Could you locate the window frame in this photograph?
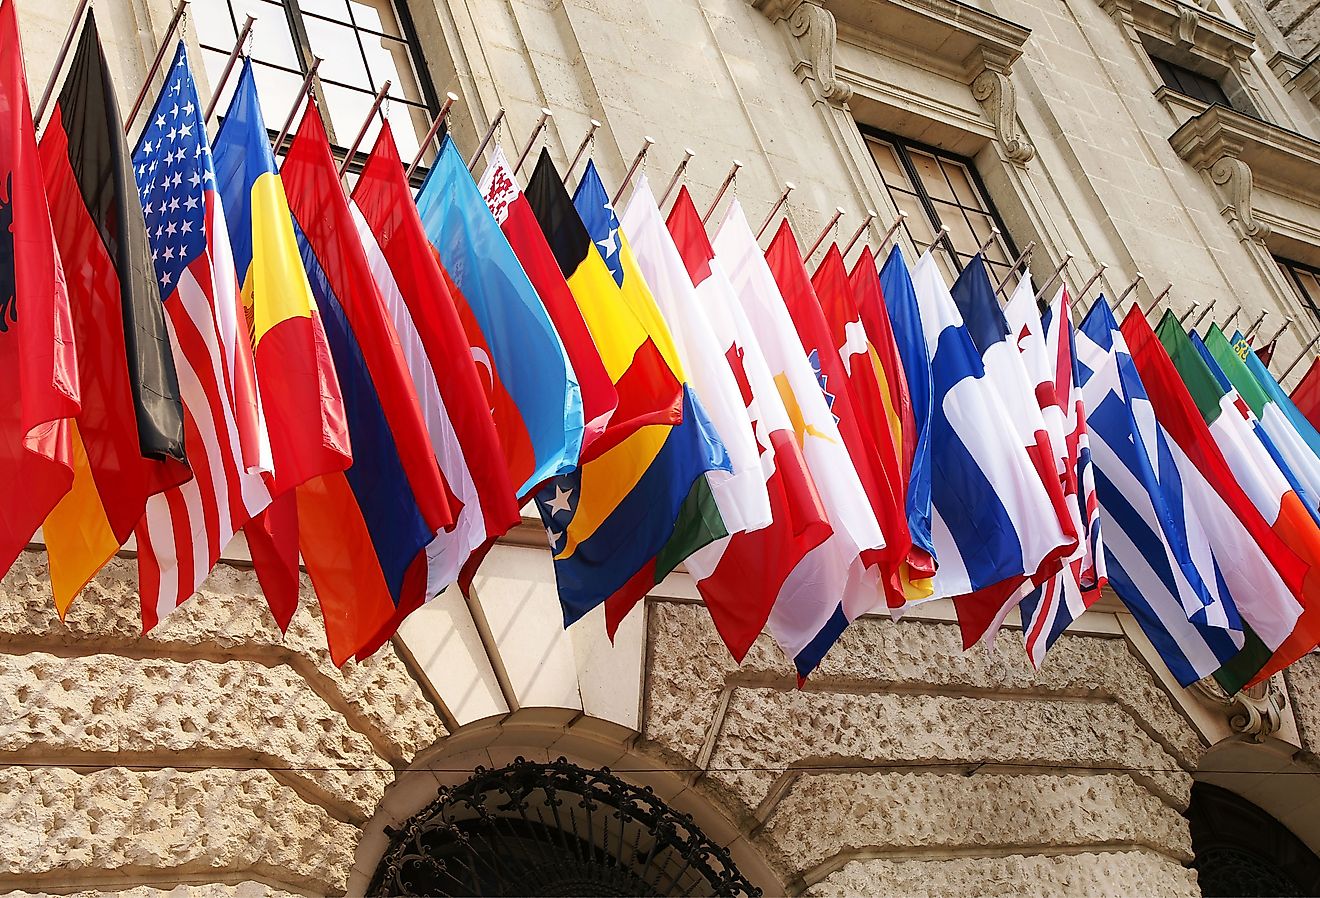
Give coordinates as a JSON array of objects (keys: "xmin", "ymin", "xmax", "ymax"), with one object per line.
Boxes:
[
  {"xmin": 1150, "ymin": 56, "xmax": 1234, "ymax": 107},
  {"xmin": 857, "ymin": 123, "xmax": 1021, "ymax": 283},
  {"xmin": 1276, "ymin": 255, "xmax": 1320, "ymax": 326}
]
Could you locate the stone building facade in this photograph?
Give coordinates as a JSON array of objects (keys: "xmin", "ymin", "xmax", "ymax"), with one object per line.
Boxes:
[{"xmin": 7, "ymin": 0, "xmax": 1320, "ymax": 894}]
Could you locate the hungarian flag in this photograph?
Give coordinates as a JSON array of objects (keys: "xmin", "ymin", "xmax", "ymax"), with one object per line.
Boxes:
[
  {"xmin": 352, "ymin": 124, "xmax": 520, "ymax": 597},
  {"xmin": 0, "ymin": 0, "xmax": 79, "ymax": 580},
  {"xmin": 479, "ymin": 146, "xmax": 616, "ymax": 459},
  {"xmin": 663, "ymin": 185, "xmax": 831, "ymax": 661},
  {"xmin": 1156, "ymin": 312, "xmax": 1320, "ymax": 685},
  {"xmin": 38, "ymin": 11, "xmax": 189, "ymax": 614},
  {"xmin": 281, "ymin": 105, "xmax": 455, "ymax": 665}
]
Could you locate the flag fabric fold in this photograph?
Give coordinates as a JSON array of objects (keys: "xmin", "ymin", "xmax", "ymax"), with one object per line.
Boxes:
[
  {"xmin": 1242, "ymin": 340, "xmax": 1320, "ymax": 482},
  {"xmin": 1291, "ymin": 360, "xmax": 1320, "ymax": 433}
]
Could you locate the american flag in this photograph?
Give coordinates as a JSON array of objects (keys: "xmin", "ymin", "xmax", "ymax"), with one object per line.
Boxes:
[{"xmin": 131, "ymin": 44, "xmax": 273, "ymax": 630}]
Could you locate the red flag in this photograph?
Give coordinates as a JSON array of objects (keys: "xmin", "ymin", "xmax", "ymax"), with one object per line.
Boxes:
[
  {"xmin": 0, "ymin": 0, "xmax": 79, "ymax": 578},
  {"xmin": 1292, "ymin": 359, "xmax": 1320, "ymax": 432}
]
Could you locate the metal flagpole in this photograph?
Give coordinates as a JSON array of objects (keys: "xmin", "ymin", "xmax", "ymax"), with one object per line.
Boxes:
[
  {"xmin": 512, "ymin": 107, "xmax": 552, "ymax": 176},
  {"xmin": 336, "ymin": 79, "xmax": 391, "ymax": 177},
  {"xmin": 1242, "ymin": 309, "xmax": 1269, "ymax": 342},
  {"xmin": 841, "ymin": 210, "xmax": 876, "ymax": 258},
  {"xmin": 466, "ymin": 107, "xmax": 504, "ymax": 171},
  {"xmin": 993, "ymin": 241, "xmax": 1035, "ymax": 297},
  {"xmin": 972, "ymin": 227, "xmax": 1000, "ymax": 258},
  {"xmin": 1147, "ymin": 283, "xmax": 1172, "ymax": 316},
  {"xmin": 563, "ymin": 119, "xmax": 600, "ymax": 185},
  {"xmin": 1221, "ymin": 305, "xmax": 1243, "ymax": 333},
  {"xmin": 124, "ymin": 0, "xmax": 190, "ymax": 135},
  {"xmin": 1179, "ymin": 300, "xmax": 1200, "ymax": 325},
  {"xmin": 1191, "ymin": 297, "xmax": 1217, "ymax": 330},
  {"xmin": 1114, "ymin": 272, "xmax": 1144, "ymax": 310},
  {"xmin": 874, "ymin": 210, "xmax": 908, "ymax": 252},
  {"xmin": 1262, "ymin": 318, "xmax": 1294, "ymax": 365},
  {"xmin": 803, "ymin": 207, "xmax": 845, "ymax": 262},
  {"xmin": 1280, "ymin": 333, "xmax": 1320, "ymax": 381},
  {"xmin": 1074, "ymin": 263, "xmax": 1107, "ymax": 302},
  {"xmin": 203, "ymin": 14, "xmax": 257, "ymax": 124},
  {"xmin": 756, "ymin": 182, "xmax": 795, "ymax": 240},
  {"xmin": 1031, "ymin": 252, "xmax": 1074, "ymax": 304},
  {"xmin": 918, "ymin": 224, "xmax": 950, "ymax": 256},
  {"xmin": 271, "ymin": 57, "xmax": 322, "ymax": 158},
  {"xmin": 612, "ymin": 136, "xmax": 655, "ymax": 206},
  {"xmin": 33, "ymin": 0, "xmax": 91, "ymax": 128},
  {"xmin": 658, "ymin": 148, "xmax": 695, "ymax": 207},
  {"xmin": 405, "ymin": 92, "xmax": 458, "ymax": 181},
  {"xmin": 700, "ymin": 159, "xmax": 741, "ymax": 225}
]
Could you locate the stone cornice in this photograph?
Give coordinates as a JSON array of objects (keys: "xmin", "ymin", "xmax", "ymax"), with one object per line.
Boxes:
[
  {"xmin": 1099, "ymin": 0, "xmax": 1257, "ymax": 69},
  {"xmin": 1170, "ymin": 103, "xmax": 1320, "ymax": 204},
  {"xmin": 1268, "ymin": 50, "xmax": 1320, "ymax": 103}
]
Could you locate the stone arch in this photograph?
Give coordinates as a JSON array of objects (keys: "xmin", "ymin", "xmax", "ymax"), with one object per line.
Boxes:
[
  {"xmin": 1188, "ymin": 778, "xmax": 1320, "ymax": 896},
  {"xmin": 347, "ymin": 709, "xmax": 786, "ymax": 896}
]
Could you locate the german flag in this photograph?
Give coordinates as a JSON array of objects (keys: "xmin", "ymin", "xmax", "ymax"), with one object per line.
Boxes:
[{"xmin": 38, "ymin": 11, "xmax": 188, "ymax": 614}]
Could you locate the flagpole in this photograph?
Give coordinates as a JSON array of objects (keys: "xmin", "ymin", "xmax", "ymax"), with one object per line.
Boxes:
[
  {"xmin": 841, "ymin": 210, "xmax": 876, "ymax": 257},
  {"xmin": 512, "ymin": 107, "xmax": 552, "ymax": 176},
  {"xmin": 803, "ymin": 207, "xmax": 845, "ymax": 262},
  {"xmin": 658, "ymin": 148, "xmax": 695, "ymax": 207},
  {"xmin": 465, "ymin": 107, "xmax": 504, "ymax": 171},
  {"xmin": 405, "ymin": 91, "xmax": 458, "ymax": 181},
  {"xmin": 271, "ymin": 57, "xmax": 321, "ymax": 158},
  {"xmin": 33, "ymin": 0, "xmax": 91, "ymax": 128},
  {"xmin": 124, "ymin": 0, "xmax": 190, "ymax": 136},
  {"xmin": 1179, "ymin": 300, "xmax": 1200, "ymax": 325},
  {"xmin": 563, "ymin": 119, "xmax": 601, "ymax": 185},
  {"xmin": 1191, "ymin": 297, "xmax": 1217, "ymax": 329},
  {"xmin": 1222, "ymin": 305, "xmax": 1243, "ymax": 333},
  {"xmin": 612, "ymin": 136, "xmax": 655, "ymax": 206},
  {"xmin": 918, "ymin": 224, "xmax": 951, "ymax": 256},
  {"xmin": 1243, "ymin": 309, "xmax": 1268, "ymax": 341},
  {"xmin": 335, "ymin": 80, "xmax": 391, "ymax": 177},
  {"xmin": 1075, "ymin": 263, "xmax": 1107, "ymax": 302},
  {"xmin": 874, "ymin": 210, "xmax": 908, "ymax": 253},
  {"xmin": 1263, "ymin": 317, "xmax": 1293, "ymax": 359},
  {"xmin": 1031, "ymin": 252, "xmax": 1074, "ymax": 304},
  {"xmin": 1114, "ymin": 272, "xmax": 1144, "ymax": 309},
  {"xmin": 1147, "ymin": 283, "xmax": 1172, "ymax": 316},
  {"xmin": 756, "ymin": 182, "xmax": 795, "ymax": 240},
  {"xmin": 1280, "ymin": 333, "xmax": 1320, "ymax": 381},
  {"xmin": 972, "ymin": 227, "xmax": 1000, "ymax": 258},
  {"xmin": 202, "ymin": 14, "xmax": 256, "ymax": 124},
  {"xmin": 993, "ymin": 241, "xmax": 1034, "ymax": 297}
]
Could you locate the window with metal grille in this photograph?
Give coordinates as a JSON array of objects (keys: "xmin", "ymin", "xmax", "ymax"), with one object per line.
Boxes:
[
  {"xmin": 195, "ymin": 0, "xmax": 440, "ymax": 168},
  {"xmin": 861, "ymin": 128, "xmax": 1020, "ymax": 286},
  {"xmin": 1277, "ymin": 255, "xmax": 1320, "ymax": 325},
  {"xmin": 1151, "ymin": 56, "xmax": 1234, "ymax": 108}
]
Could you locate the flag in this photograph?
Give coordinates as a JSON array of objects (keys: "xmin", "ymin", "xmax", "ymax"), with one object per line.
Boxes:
[
  {"xmin": 847, "ymin": 247, "xmax": 935, "ymax": 601},
  {"xmin": 415, "ymin": 137, "xmax": 581, "ymax": 497},
  {"xmin": 713, "ymin": 199, "xmax": 884, "ymax": 678},
  {"xmin": 812, "ymin": 243, "xmax": 917, "ymax": 609},
  {"xmin": 1242, "ymin": 339, "xmax": 1320, "ymax": 472},
  {"xmin": 910, "ymin": 252, "xmax": 1072, "ymax": 648},
  {"xmin": 764, "ymin": 221, "xmax": 891, "ymax": 619},
  {"xmin": 213, "ymin": 58, "xmax": 351, "ymax": 629},
  {"xmin": 479, "ymin": 146, "xmax": 616, "ymax": 458},
  {"xmin": 1156, "ymin": 312, "xmax": 1319, "ymax": 685},
  {"xmin": 352, "ymin": 124, "xmax": 520, "ymax": 599},
  {"xmin": 877, "ymin": 246, "xmax": 937, "ymax": 597},
  {"xmin": 1292, "ymin": 359, "xmax": 1320, "ymax": 433},
  {"xmin": 1075, "ymin": 298, "xmax": 1248, "ymax": 691},
  {"xmin": 38, "ymin": 11, "xmax": 189, "ymax": 614},
  {"xmin": 1256, "ymin": 337, "xmax": 1277, "ymax": 367},
  {"xmin": 523, "ymin": 157, "xmax": 729, "ymax": 630},
  {"xmin": 130, "ymin": 44, "xmax": 276, "ymax": 630},
  {"xmin": 281, "ymin": 105, "xmax": 455, "ymax": 665},
  {"xmin": 0, "ymin": 0, "xmax": 79, "ymax": 579},
  {"xmin": 525, "ymin": 149, "xmax": 681, "ymax": 455}
]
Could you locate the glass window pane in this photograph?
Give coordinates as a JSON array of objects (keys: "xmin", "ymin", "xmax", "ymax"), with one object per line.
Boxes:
[
  {"xmin": 361, "ymin": 34, "xmax": 423, "ymax": 102},
  {"xmin": 298, "ymin": 0, "xmax": 351, "ymax": 18},
  {"xmin": 251, "ymin": 63, "xmax": 312, "ymax": 131},
  {"xmin": 304, "ymin": 15, "xmax": 371, "ymax": 86},
  {"xmin": 194, "ymin": 1, "xmax": 238, "ymax": 48},
  {"xmin": 908, "ymin": 149, "xmax": 956, "ymax": 203},
  {"xmin": 941, "ymin": 159, "xmax": 981, "ymax": 208},
  {"xmin": 941, "ymin": 208, "xmax": 978, "ymax": 259},
  {"xmin": 349, "ymin": 0, "xmax": 404, "ymax": 37},
  {"xmin": 320, "ymin": 81, "xmax": 379, "ymax": 148},
  {"xmin": 384, "ymin": 100, "xmax": 429, "ymax": 164},
  {"xmin": 867, "ymin": 138, "xmax": 912, "ymax": 190},
  {"xmin": 237, "ymin": 0, "xmax": 302, "ymax": 70}
]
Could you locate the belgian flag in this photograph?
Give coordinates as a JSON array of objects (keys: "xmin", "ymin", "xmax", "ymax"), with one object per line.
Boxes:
[{"xmin": 37, "ymin": 11, "xmax": 188, "ymax": 614}]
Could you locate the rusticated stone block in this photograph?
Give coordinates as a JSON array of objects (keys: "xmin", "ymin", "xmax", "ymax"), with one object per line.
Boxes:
[
  {"xmin": 1286, "ymin": 655, "xmax": 1320, "ymax": 755},
  {"xmin": 3, "ymin": 886, "xmax": 302, "ymax": 897},
  {"xmin": 0, "ymin": 653, "xmax": 391, "ymax": 820},
  {"xmin": 758, "ymin": 771, "xmax": 1193, "ymax": 879},
  {"xmin": 803, "ymin": 850, "xmax": 1200, "ymax": 897},
  {"xmin": 705, "ymin": 687, "xmax": 1190, "ymax": 814},
  {"xmin": 1, "ymin": 550, "xmax": 444, "ymax": 764},
  {"xmin": 0, "ymin": 767, "xmax": 354, "ymax": 893}
]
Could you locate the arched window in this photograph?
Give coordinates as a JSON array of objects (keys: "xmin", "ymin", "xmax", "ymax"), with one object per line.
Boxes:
[{"xmin": 1188, "ymin": 782, "xmax": 1320, "ymax": 897}]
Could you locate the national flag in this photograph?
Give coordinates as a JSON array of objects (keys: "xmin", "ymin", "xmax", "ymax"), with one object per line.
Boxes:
[
  {"xmin": 1156, "ymin": 312, "xmax": 1319, "ymax": 685},
  {"xmin": 523, "ymin": 157, "xmax": 729, "ymax": 630},
  {"xmin": 876, "ymin": 246, "xmax": 937, "ymax": 596},
  {"xmin": 910, "ymin": 252, "xmax": 1072, "ymax": 647},
  {"xmin": 281, "ymin": 104, "xmax": 455, "ymax": 665},
  {"xmin": 847, "ymin": 247, "xmax": 935, "ymax": 601},
  {"xmin": 1242, "ymin": 338, "xmax": 1320, "ymax": 471},
  {"xmin": 812, "ymin": 243, "xmax": 917, "ymax": 608},
  {"xmin": 213, "ymin": 58, "xmax": 351, "ymax": 629},
  {"xmin": 38, "ymin": 11, "xmax": 189, "ymax": 614},
  {"xmin": 479, "ymin": 146, "xmax": 616, "ymax": 458},
  {"xmin": 1075, "ymin": 298, "xmax": 1248, "ymax": 691},
  {"xmin": 1256, "ymin": 336, "xmax": 1277, "ymax": 367},
  {"xmin": 415, "ymin": 137, "xmax": 582, "ymax": 497},
  {"xmin": 130, "ymin": 44, "xmax": 276, "ymax": 630},
  {"xmin": 525, "ymin": 149, "xmax": 682, "ymax": 455},
  {"xmin": 0, "ymin": 0, "xmax": 79, "ymax": 579},
  {"xmin": 1291, "ymin": 359, "xmax": 1320, "ymax": 433},
  {"xmin": 713, "ymin": 199, "xmax": 884, "ymax": 678},
  {"xmin": 352, "ymin": 124, "xmax": 520, "ymax": 599}
]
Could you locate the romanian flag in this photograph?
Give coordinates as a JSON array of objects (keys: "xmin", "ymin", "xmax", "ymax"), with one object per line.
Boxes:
[
  {"xmin": 213, "ymin": 59, "xmax": 351, "ymax": 630},
  {"xmin": 0, "ymin": 0, "xmax": 79, "ymax": 579},
  {"xmin": 281, "ymin": 106, "xmax": 455, "ymax": 665},
  {"xmin": 38, "ymin": 12, "xmax": 189, "ymax": 614},
  {"xmin": 415, "ymin": 137, "xmax": 581, "ymax": 498},
  {"xmin": 523, "ymin": 156, "xmax": 729, "ymax": 629}
]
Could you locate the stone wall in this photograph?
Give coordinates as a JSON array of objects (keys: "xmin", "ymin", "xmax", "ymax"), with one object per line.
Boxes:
[{"xmin": 0, "ymin": 550, "xmax": 443, "ymax": 895}]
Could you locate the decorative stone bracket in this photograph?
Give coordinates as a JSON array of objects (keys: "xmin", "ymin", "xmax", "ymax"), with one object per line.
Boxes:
[
  {"xmin": 1207, "ymin": 153, "xmax": 1271, "ymax": 239},
  {"xmin": 970, "ymin": 52, "xmax": 1036, "ymax": 165},
  {"xmin": 1191, "ymin": 675, "xmax": 1288, "ymax": 741},
  {"xmin": 753, "ymin": 0, "xmax": 854, "ymax": 105}
]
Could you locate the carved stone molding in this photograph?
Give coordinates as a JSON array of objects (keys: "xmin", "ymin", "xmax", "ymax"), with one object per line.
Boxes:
[
  {"xmin": 1097, "ymin": 0, "xmax": 1257, "ymax": 69},
  {"xmin": 1208, "ymin": 154, "xmax": 1271, "ymax": 238},
  {"xmin": 1191, "ymin": 675, "xmax": 1288, "ymax": 740},
  {"xmin": 753, "ymin": 0, "xmax": 853, "ymax": 105},
  {"xmin": 970, "ymin": 66, "xmax": 1035, "ymax": 165}
]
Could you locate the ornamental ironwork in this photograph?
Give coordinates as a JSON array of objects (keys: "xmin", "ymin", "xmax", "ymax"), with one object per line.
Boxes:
[{"xmin": 367, "ymin": 756, "xmax": 762, "ymax": 897}]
